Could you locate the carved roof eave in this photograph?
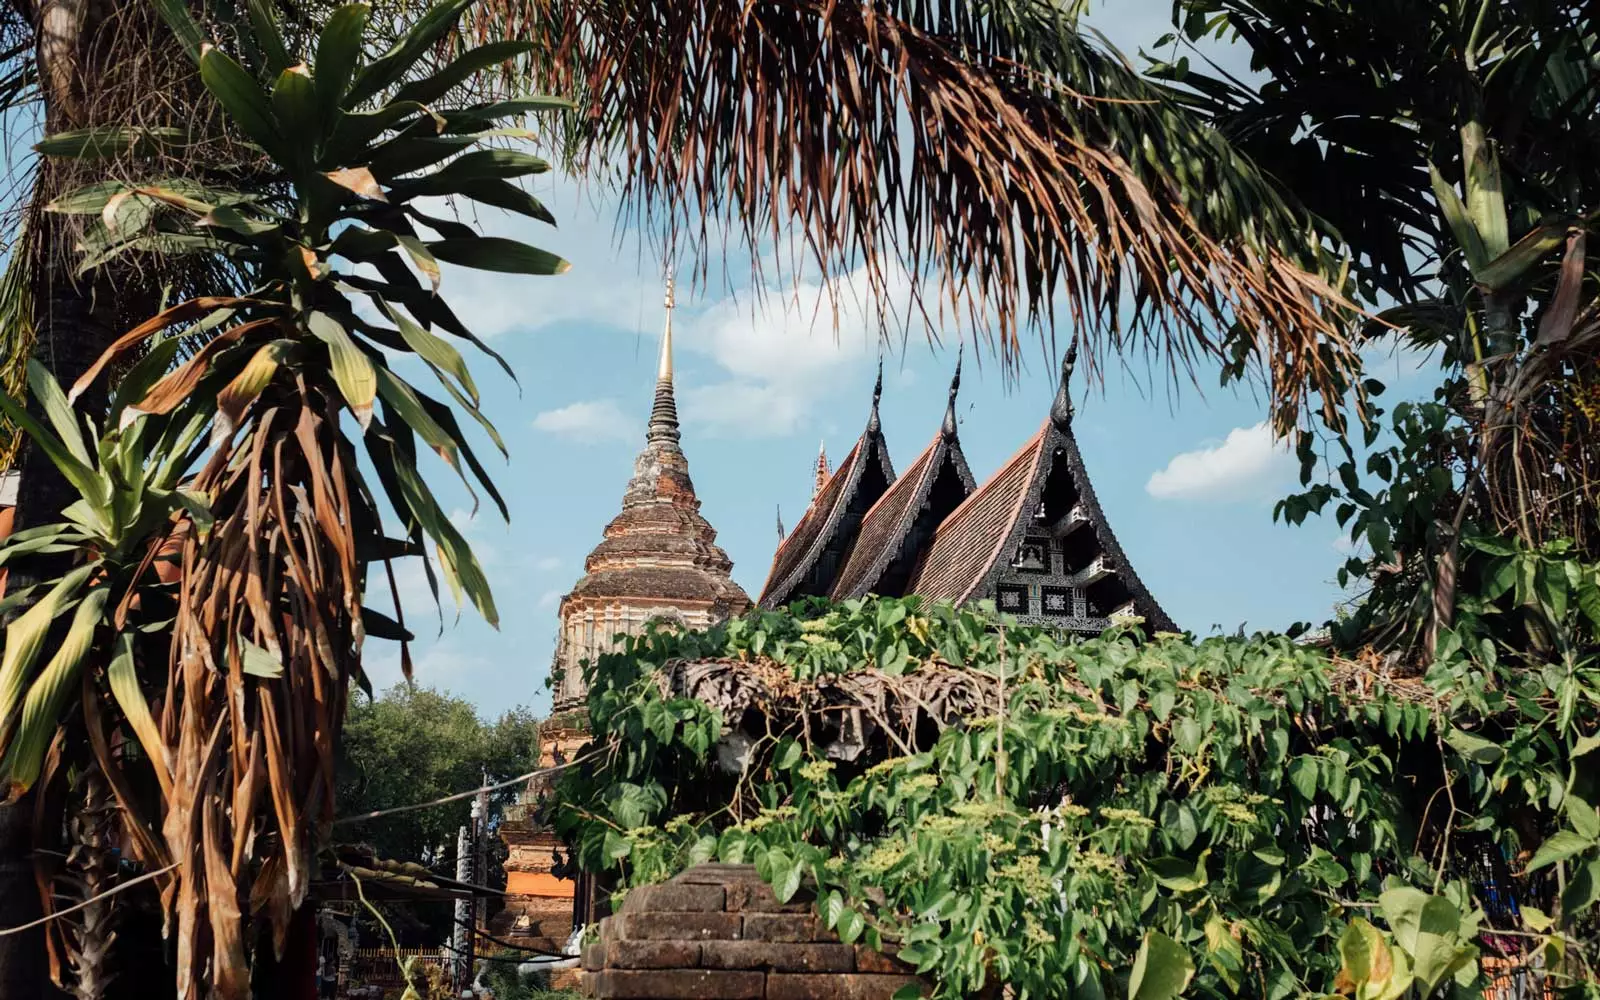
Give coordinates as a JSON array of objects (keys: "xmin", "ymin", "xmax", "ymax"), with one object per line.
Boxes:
[
  {"xmin": 963, "ymin": 419, "xmax": 1178, "ymax": 634},
  {"xmin": 761, "ymin": 426, "xmax": 895, "ymax": 608},
  {"xmin": 833, "ymin": 431, "xmax": 976, "ymax": 600}
]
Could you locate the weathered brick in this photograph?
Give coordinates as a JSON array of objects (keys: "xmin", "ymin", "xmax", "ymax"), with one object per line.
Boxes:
[
  {"xmin": 741, "ymin": 912, "xmax": 820, "ymax": 942},
  {"xmin": 590, "ymin": 969, "xmax": 764, "ymax": 999},
  {"xmin": 622, "ymin": 881, "xmax": 727, "ymax": 914},
  {"xmin": 854, "ymin": 945, "xmax": 912, "ymax": 975},
  {"xmin": 672, "ymin": 863, "xmax": 760, "ymax": 884},
  {"xmin": 614, "ymin": 911, "xmax": 743, "ymax": 941},
  {"xmin": 700, "ymin": 941, "xmax": 854, "ymax": 972},
  {"xmin": 724, "ymin": 879, "xmax": 814, "ymax": 913},
  {"xmin": 607, "ymin": 939, "xmax": 702, "ymax": 969},
  {"xmin": 766, "ymin": 973, "xmax": 928, "ymax": 1000},
  {"xmin": 581, "ymin": 941, "xmax": 607, "ymax": 971}
]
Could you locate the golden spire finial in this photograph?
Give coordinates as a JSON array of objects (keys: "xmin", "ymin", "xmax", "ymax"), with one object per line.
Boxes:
[{"xmin": 658, "ymin": 277, "xmax": 675, "ymax": 383}]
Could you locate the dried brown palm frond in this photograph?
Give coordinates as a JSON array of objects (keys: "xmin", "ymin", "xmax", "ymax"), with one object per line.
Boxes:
[
  {"xmin": 1485, "ymin": 299, "xmax": 1600, "ymax": 559},
  {"xmin": 481, "ymin": 0, "xmax": 1364, "ymax": 432},
  {"xmin": 157, "ymin": 376, "xmax": 361, "ymax": 997}
]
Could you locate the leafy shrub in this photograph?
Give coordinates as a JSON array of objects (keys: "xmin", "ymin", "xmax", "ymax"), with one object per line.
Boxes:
[{"xmin": 554, "ymin": 595, "xmax": 1599, "ymax": 1000}]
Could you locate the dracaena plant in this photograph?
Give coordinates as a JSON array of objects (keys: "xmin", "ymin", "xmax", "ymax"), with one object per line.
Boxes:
[{"xmin": 5, "ymin": 0, "xmax": 567, "ymax": 993}]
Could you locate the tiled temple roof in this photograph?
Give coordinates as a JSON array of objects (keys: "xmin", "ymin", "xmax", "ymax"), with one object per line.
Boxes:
[
  {"xmin": 907, "ymin": 346, "xmax": 1176, "ymax": 632},
  {"xmin": 830, "ymin": 358, "xmax": 975, "ymax": 600},
  {"xmin": 906, "ymin": 430, "xmax": 1043, "ymax": 602},
  {"xmin": 757, "ymin": 363, "xmax": 896, "ymax": 608}
]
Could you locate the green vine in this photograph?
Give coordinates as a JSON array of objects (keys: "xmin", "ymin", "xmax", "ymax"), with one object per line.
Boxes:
[{"xmin": 554, "ymin": 593, "xmax": 1599, "ymax": 1000}]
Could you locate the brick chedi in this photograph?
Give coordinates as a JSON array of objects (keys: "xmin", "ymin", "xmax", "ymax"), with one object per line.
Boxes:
[
  {"xmin": 499, "ymin": 282, "xmax": 752, "ymax": 943},
  {"xmin": 549, "ymin": 280, "xmax": 751, "ymax": 712}
]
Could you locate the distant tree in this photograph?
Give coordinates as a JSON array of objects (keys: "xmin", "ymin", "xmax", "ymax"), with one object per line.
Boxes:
[{"xmin": 337, "ymin": 686, "xmax": 541, "ymax": 870}]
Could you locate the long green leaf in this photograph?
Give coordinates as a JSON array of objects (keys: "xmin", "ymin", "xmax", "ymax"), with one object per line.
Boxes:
[
  {"xmin": 326, "ymin": 101, "xmax": 444, "ymax": 164},
  {"xmin": 344, "ymin": 0, "xmax": 474, "ymax": 108},
  {"xmin": 370, "ymin": 434, "xmax": 496, "ymax": 626},
  {"xmin": 148, "ymin": 0, "xmax": 205, "ymax": 62},
  {"xmin": 34, "ymin": 127, "xmax": 188, "ymax": 161},
  {"xmin": 246, "ymin": 0, "xmax": 293, "ymax": 75},
  {"xmin": 106, "ymin": 632, "xmax": 170, "ymax": 790},
  {"xmin": 438, "ymin": 96, "xmax": 574, "ymax": 135},
  {"xmin": 427, "ymin": 237, "xmax": 569, "ymax": 275},
  {"xmin": 308, "ymin": 311, "xmax": 377, "ymax": 429},
  {"xmin": 368, "ymin": 134, "xmax": 481, "ymax": 180},
  {"xmin": 271, "ymin": 64, "xmax": 321, "ymax": 161},
  {"xmin": 391, "ymin": 40, "xmax": 536, "ymax": 107},
  {"xmin": 1475, "ymin": 223, "xmax": 1567, "ymax": 293},
  {"xmin": 26, "ymin": 360, "xmax": 94, "ymax": 470},
  {"xmin": 415, "ymin": 392, "xmax": 508, "ymax": 520},
  {"xmin": 381, "ymin": 300, "xmax": 478, "ymax": 404},
  {"xmin": 389, "ymin": 150, "xmax": 550, "ymax": 200},
  {"xmin": 199, "ymin": 44, "xmax": 282, "ymax": 159},
  {"xmin": 316, "ymin": 3, "xmax": 371, "ymax": 109},
  {"xmin": 0, "ymin": 376, "xmax": 106, "ymax": 513},
  {"xmin": 4, "ymin": 588, "xmax": 109, "ymax": 792},
  {"xmin": 373, "ymin": 366, "xmax": 463, "ymax": 478},
  {"xmin": 1428, "ymin": 162, "xmax": 1488, "ymax": 276},
  {"xmin": 448, "ymin": 177, "xmax": 555, "ymax": 224},
  {"xmin": 0, "ymin": 565, "xmax": 95, "ymax": 740}
]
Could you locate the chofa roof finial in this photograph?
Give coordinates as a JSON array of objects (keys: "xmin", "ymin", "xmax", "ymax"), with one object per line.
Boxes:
[
  {"xmin": 1050, "ymin": 340, "xmax": 1078, "ymax": 430},
  {"xmin": 941, "ymin": 343, "xmax": 964, "ymax": 439},
  {"xmin": 867, "ymin": 355, "xmax": 884, "ymax": 435}
]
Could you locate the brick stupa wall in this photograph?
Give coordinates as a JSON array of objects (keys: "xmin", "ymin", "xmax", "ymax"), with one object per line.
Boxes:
[{"xmin": 580, "ymin": 864, "xmax": 945, "ymax": 1000}]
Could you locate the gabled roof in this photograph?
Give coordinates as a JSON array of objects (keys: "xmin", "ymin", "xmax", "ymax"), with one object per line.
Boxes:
[
  {"xmin": 830, "ymin": 359, "xmax": 976, "ymax": 600},
  {"xmin": 907, "ymin": 345, "xmax": 1177, "ymax": 633},
  {"xmin": 758, "ymin": 364, "xmax": 896, "ymax": 607},
  {"xmin": 905, "ymin": 429, "xmax": 1044, "ymax": 602}
]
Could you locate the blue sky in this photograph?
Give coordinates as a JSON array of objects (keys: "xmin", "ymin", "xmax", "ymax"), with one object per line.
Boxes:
[{"xmin": 359, "ymin": 0, "xmax": 1441, "ymax": 716}]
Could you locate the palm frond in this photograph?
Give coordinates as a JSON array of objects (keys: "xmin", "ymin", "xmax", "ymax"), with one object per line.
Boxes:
[{"xmin": 490, "ymin": 0, "xmax": 1364, "ymax": 431}]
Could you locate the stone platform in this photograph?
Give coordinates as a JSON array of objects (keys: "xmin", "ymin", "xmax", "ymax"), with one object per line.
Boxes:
[{"xmin": 580, "ymin": 864, "xmax": 934, "ymax": 1000}]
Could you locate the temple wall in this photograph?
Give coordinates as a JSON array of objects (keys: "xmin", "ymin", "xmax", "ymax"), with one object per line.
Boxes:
[{"xmin": 551, "ymin": 599, "xmax": 722, "ymax": 709}]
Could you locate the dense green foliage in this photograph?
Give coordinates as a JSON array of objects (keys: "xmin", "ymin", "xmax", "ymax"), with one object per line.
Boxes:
[
  {"xmin": 1163, "ymin": 1, "xmax": 1600, "ymax": 657},
  {"xmin": 555, "ymin": 597, "xmax": 1598, "ymax": 1000},
  {"xmin": 338, "ymin": 685, "xmax": 539, "ymax": 866}
]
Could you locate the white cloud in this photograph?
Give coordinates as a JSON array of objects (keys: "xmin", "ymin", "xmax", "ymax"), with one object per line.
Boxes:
[
  {"xmin": 1146, "ymin": 423, "xmax": 1295, "ymax": 502},
  {"xmin": 532, "ymin": 398, "xmax": 637, "ymax": 443},
  {"xmin": 669, "ymin": 268, "xmax": 909, "ymax": 437},
  {"xmin": 680, "ymin": 381, "xmax": 814, "ymax": 438},
  {"xmin": 1332, "ymin": 531, "xmax": 1366, "ymax": 557},
  {"xmin": 534, "ymin": 556, "xmax": 562, "ymax": 572},
  {"xmin": 537, "ymin": 589, "xmax": 564, "ymax": 609}
]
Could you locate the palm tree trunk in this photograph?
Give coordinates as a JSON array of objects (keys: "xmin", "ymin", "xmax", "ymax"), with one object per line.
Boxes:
[{"xmin": 0, "ymin": 174, "xmax": 123, "ymax": 1000}]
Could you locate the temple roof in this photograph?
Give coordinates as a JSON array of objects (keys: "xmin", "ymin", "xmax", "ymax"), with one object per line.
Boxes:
[
  {"xmin": 906, "ymin": 346, "xmax": 1177, "ymax": 633},
  {"xmin": 559, "ymin": 282, "xmax": 751, "ymax": 614},
  {"xmin": 829, "ymin": 358, "xmax": 975, "ymax": 600},
  {"xmin": 905, "ymin": 430, "xmax": 1043, "ymax": 602},
  {"xmin": 758, "ymin": 363, "xmax": 896, "ymax": 607}
]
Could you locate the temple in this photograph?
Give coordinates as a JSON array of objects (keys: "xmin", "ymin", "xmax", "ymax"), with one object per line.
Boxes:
[
  {"xmin": 760, "ymin": 361, "xmax": 897, "ymax": 607},
  {"xmin": 498, "ymin": 281, "xmax": 751, "ymax": 945},
  {"xmin": 759, "ymin": 345, "xmax": 1176, "ymax": 635}
]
